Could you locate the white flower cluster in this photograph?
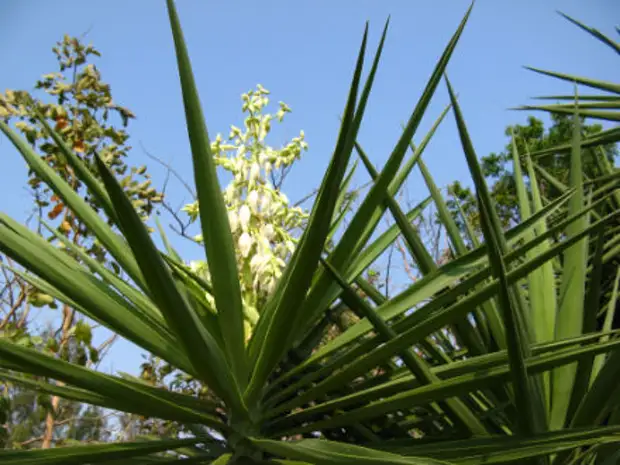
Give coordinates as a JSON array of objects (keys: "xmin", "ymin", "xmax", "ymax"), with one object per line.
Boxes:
[{"xmin": 182, "ymin": 85, "xmax": 308, "ymax": 337}]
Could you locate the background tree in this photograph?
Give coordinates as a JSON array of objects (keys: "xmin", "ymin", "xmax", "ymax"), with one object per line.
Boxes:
[
  {"xmin": 0, "ymin": 34, "xmax": 163, "ymax": 449},
  {"xmin": 448, "ymin": 113, "xmax": 618, "ymax": 236}
]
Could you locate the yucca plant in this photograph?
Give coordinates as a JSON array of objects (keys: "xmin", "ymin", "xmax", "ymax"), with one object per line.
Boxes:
[{"xmin": 0, "ymin": 1, "xmax": 619, "ymax": 464}]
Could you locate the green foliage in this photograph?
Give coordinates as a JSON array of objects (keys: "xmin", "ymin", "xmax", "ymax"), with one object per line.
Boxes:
[{"xmin": 0, "ymin": 3, "xmax": 619, "ymax": 465}]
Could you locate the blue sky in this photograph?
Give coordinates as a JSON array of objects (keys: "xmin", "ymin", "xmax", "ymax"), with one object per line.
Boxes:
[{"xmin": 0, "ymin": 1, "xmax": 618, "ymax": 375}]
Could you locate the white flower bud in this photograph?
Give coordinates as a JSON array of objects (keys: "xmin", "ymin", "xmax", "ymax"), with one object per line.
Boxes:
[
  {"xmin": 286, "ymin": 240, "xmax": 295, "ymax": 254},
  {"xmin": 228, "ymin": 210, "xmax": 239, "ymax": 233},
  {"xmin": 258, "ymin": 151, "xmax": 268, "ymax": 165},
  {"xmin": 274, "ymin": 257, "xmax": 286, "ymax": 270},
  {"xmin": 250, "ymin": 253, "xmax": 268, "ymax": 274},
  {"xmin": 224, "ymin": 184, "xmax": 236, "ymax": 204},
  {"xmin": 262, "ymin": 223, "xmax": 275, "ymax": 241},
  {"xmin": 189, "ymin": 260, "xmax": 203, "ymax": 273},
  {"xmin": 247, "ymin": 190, "xmax": 260, "ymax": 213},
  {"xmin": 249, "ymin": 163, "xmax": 261, "ymax": 183},
  {"xmin": 238, "ymin": 232, "xmax": 252, "ymax": 258},
  {"xmin": 260, "ymin": 193, "xmax": 271, "ymax": 213},
  {"xmin": 275, "ymin": 243, "xmax": 288, "ymax": 259},
  {"xmin": 239, "ymin": 204, "xmax": 251, "ymax": 230}
]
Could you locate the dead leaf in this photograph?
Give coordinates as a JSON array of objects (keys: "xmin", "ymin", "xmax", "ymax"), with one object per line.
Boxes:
[
  {"xmin": 54, "ymin": 116, "xmax": 68, "ymax": 131},
  {"xmin": 73, "ymin": 140, "xmax": 85, "ymax": 153},
  {"xmin": 48, "ymin": 202, "xmax": 64, "ymax": 220}
]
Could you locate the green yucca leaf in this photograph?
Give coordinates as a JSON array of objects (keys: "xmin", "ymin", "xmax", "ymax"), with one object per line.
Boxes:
[
  {"xmin": 321, "ymin": 258, "xmax": 488, "ymax": 435},
  {"xmin": 529, "ymin": 127, "xmax": 620, "ymax": 159},
  {"xmin": 280, "ymin": 194, "xmax": 607, "ymax": 404},
  {"xmin": 6, "ymin": 263, "xmax": 184, "ymax": 360},
  {"xmin": 513, "ymin": 134, "xmax": 553, "ymax": 416},
  {"xmin": 246, "ymin": 19, "xmax": 378, "ymax": 406},
  {"xmin": 446, "ymin": 81, "xmax": 537, "ymax": 398},
  {"xmin": 591, "ymin": 267, "xmax": 620, "ymax": 381},
  {"xmin": 252, "ymin": 438, "xmax": 450, "ymax": 465},
  {"xmin": 327, "ymin": 195, "xmax": 356, "ymax": 246},
  {"xmin": 523, "ymin": 144, "xmax": 558, "ymax": 412},
  {"xmin": 534, "ymin": 162, "xmax": 569, "ymax": 194},
  {"xmin": 516, "ymin": 104, "xmax": 620, "ymax": 122},
  {"xmin": 0, "ymin": 121, "xmax": 146, "ymax": 291},
  {"xmin": 276, "ymin": 14, "xmax": 389, "ymax": 339},
  {"xmin": 0, "ymin": 219, "xmax": 190, "ymax": 371},
  {"xmin": 394, "ymin": 102, "xmax": 452, "ymax": 194},
  {"xmin": 585, "ymin": 169, "xmax": 620, "ymax": 188},
  {"xmin": 447, "ymin": 75, "xmax": 544, "ymax": 436},
  {"xmin": 164, "ymin": 264, "xmax": 226, "ymax": 338},
  {"xmin": 166, "ymin": 0, "xmax": 248, "ymax": 388},
  {"xmin": 0, "ymin": 370, "xmax": 117, "ymax": 407},
  {"xmin": 0, "ymin": 437, "xmax": 205, "ymax": 465},
  {"xmin": 566, "ymin": 227, "xmax": 606, "ymax": 422},
  {"xmin": 276, "ymin": 189, "xmax": 574, "ymax": 386},
  {"xmin": 285, "ymin": 5, "xmax": 473, "ymax": 357},
  {"xmin": 345, "ymin": 195, "xmax": 432, "ymax": 281},
  {"xmin": 266, "ymin": 330, "xmax": 620, "ymax": 425},
  {"xmin": 161, "ymin": 252, "xmax": 213, "ymax": 295},
  {"xmin": 557, "ymin": 11, "xmax": 620, "ymax": 54},
  {"xmin": 511, "ymin": 132, "xmax": 532, "ymax": 224},
  {"xmin": 263, "ymin": 197, "xmax": 432, "ymax": 404},
  {"xmin": 208, "ymin": 454, "xmax": 232, "ymax": 465},
  {"xmin": 376, "ymin": 425, "xmax": 620, "ymax": 461},
  {"xmin": 551, "ymin": 97, "xmax": 588, "ymax": 430},
  {"xmin": 268, "ymin": 336, "xmax": 620, "ymax": 435},
  {"xmin": 40, "ymin": 218, "xmax": 168, "ymax": 330},
  {"xmin": 524, "ymin": 67, "xmax": 620, "ymax": 95},
  {"xmin": 355, "ymin": 143, "xmax": 436, "ymax": 275},
  {"xmin": 571, "ymin": 338, "xmax": 620, "ymax": 428},
  {"xmin": 94, "ymin": 154, "xmax": 243, "ymax": 413},
  {"xmin": 0, "ymin": 368, "xmax": 220, "ymax": 424},
  {"xmin": 246, "ymin": 20, "xmax": 374, "ymax": 370},
  {"xmin": 535, "ymin": 101, "xmax": 620, "ymax": 109},
  {"xmin": 477, "ymin": 193, "xmax": 538, "ymax": 435},
  {"xmin": 444, "ymin": 77, "xmax": 503, "ymax": 248},
  {"xmin": 333, "ymin": 160, "xmax": 359, "ymax": 220},
  {"xmin": 157, "ymin": 243, "xmax": 229, "ymax": 333},
  {"xmin": 271, "ymin": 207, "xmax": 617, "ymax": 418},
  {"xmin": 327, "ymin": 161, "xmax": 360, "ymax": 243},
  {"xmin": 0, "ymin": 338, "xmax": 227, "ymax": 432},
  {"xmin": 156, "ymin": 215, "xmax": 184, "ymax": 262},
  {"xmin": 454, "ymin": 194, "xmax": 480, "ymax": 247},
  {"xmin": 524, "ymin": 147, "xmax": 558, "ymax": 343},
  {"xmin": 416, "ymin": 155, "xmax": 491, "ymax": 355},
  {"xmin": 533, "ymin": 95, "xmax": 620, "ymax": 101},
  {"xmin": 511, "ymin": 133, "xmax": 556, "ymax": 346},
  {"xmin": 418, "ymin": 157, "xmax": 467, "ymax": 255}
]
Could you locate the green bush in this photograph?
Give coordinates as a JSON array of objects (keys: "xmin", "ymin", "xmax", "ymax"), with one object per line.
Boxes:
[{"xmin": 0, "ymin": 1, "xmax": 619, "ymax": 464}]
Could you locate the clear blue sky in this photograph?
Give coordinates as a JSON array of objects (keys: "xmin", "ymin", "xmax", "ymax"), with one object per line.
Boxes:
[{"xmin": 0, "ymin": 1, "xmax": 618, "ymax": 375}]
